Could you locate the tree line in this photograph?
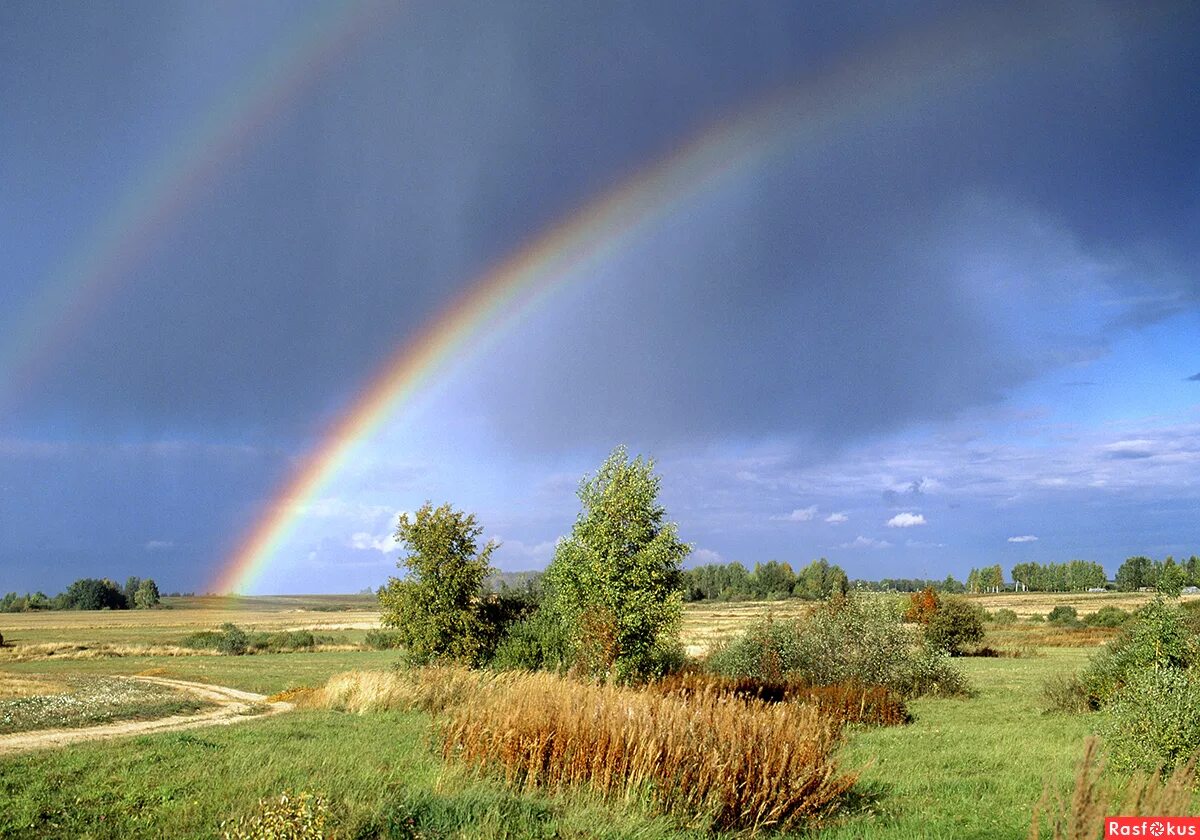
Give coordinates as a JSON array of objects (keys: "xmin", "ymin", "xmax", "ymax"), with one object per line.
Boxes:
[{"xmin": 1, "ymin": 576, "xmax": 161, "ymax": 612}]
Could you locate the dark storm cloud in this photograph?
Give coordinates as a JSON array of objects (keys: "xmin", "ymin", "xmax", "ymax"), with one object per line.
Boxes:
[{"xmin": 3, "ymin": 1, "xmax": 1199, "ymax": 453}]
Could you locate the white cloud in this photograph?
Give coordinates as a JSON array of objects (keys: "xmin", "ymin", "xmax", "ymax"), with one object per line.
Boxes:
[
  {"xmin": 690, "ymin": 547, "xmax": 724, "ymax": 565},
  {"xmin": 825, "ymin": 512, "xmax": 848, "ymax": 524},
  {"xmin": 144, "ymin": 540, "xmax": 174, "ymax": 551},
  {"xmin": 350, "ymin": 530, "xmax": 400, "ymax": 554},
  {"xmin": 775, "ymin": 505, "xmax": 818, "ymax": 522},
  {"xmin": 906, "ymin": 539, "xmax": 946, "ymax": 548},
  {"xmin": 1007, "ymin": 534, "xmax": 1039, "ymax": 543},
  {"xmin": 886, "ymin": 512, "xmax": 926, "ymax": 528},
  {"xmin": 839, "ymin": 535, "xmax": 892, "ymax": 549}
]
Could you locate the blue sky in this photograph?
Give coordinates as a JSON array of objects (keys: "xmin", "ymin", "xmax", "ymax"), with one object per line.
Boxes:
[{"xmin": 1, "ymin": 1, "xmax": 1198, "ymax": 594}]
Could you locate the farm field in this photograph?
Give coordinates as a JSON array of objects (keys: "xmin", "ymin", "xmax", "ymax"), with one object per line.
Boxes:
[{"xmin": 0, "ymin": 594, "xmax": 1154, "ymax": 838}]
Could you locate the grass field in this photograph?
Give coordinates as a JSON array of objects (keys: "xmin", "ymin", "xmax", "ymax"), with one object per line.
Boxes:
[{"xmin": 0, "ymin": 594, "xmax": 1173, "ymax": 838}]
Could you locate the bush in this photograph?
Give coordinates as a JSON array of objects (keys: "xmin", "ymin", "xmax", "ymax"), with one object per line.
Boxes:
[
  {"xmin": 221, "ymin": 791, "xmax": 329, "ymax": 839},
  {"xmin": 1083, "ymin": 605, "xmax": 1129, "ymax": 628},
  {"xmin": 217, "ymin": 623, "xmax": 249, "ymax": 655},
  {"xmin": 488, "ymin": 609, "xmax": 572, "ymax": 672},
  {"xmin": 364, "ymin": 629, "xmax": 405, "ymax": 650},
  {"xmin": 923, "ymin": 597, "xmax": 985, "ymax": 655},
  {"xmin": 706, "ymin": 595, "xmax": 968, "ymax": 698},
  {"xmin": 990, "ymin": 608, "xmax": 1018, "ymax": 625},
  {"xmin": 1100, "ymin": 668, "xmax": 1200, "ymax": 773},
  {"xmin": 903, "ymin": 586, "xmax": 940, "ymax": 624},
  {"xmin": 1041, "ymin": 672, "xmax": 1090, "ymax": 714},
  {"xmin": 1047, "ymin": 605, "xmax": 1079, "ymax": 626},
  {"xmin": 1080, "ymin": 599, "xmax": 1199, "ymax": 706}
]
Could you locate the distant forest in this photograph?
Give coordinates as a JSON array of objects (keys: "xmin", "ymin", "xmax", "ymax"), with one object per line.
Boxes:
[{"xmin": 1, "ymin": 576, "xmax": 164, "ymax": 612}]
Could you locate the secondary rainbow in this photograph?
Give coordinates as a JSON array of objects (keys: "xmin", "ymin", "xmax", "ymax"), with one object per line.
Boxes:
[{"xmin": 0, "ymin": 0, "xmax": 391, "ymax": 412}]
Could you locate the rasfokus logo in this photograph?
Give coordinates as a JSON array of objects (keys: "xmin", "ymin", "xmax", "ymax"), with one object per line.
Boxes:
[{"xmin": 1106, "ymin": 818, "xmax": 1200, "ymax": 837}]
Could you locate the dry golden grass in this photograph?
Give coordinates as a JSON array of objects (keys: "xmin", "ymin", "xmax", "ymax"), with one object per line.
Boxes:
[
  {"xmin": 680, "ymin": 599, "xmax": 814, "ymax": 655},
  {"xmin": 985, "ymin": 624, "xmax": 1120, "ymax": 649},
  {"xmin": 971, "ymin": 591, "xmax": 1200, "ymax": 619},
  {"xmin": 0, "ymin": 642, "xmax": 222, "ymax": 662},
  {"xmin": 1029, "ymin": 737, "xmax": 1199, "ymax": 839},
  {"xmin": 310, "ymin": 666, "xmax": 499, "ymax": 715},
  {"xmin": 440, "ymin": 669, "xmax": 856, "ymax": 834},
  {"xmin": 0, "ymin": 673, "xmax": 68, "ymax": 698},
  {"xmin": 648, "ymin": 671, "xmax": 909, "ymax": 727}
]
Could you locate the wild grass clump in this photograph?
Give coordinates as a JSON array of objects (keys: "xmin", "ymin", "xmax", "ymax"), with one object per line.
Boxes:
[
  {"xmin": 363, "ymin": 629, "xmax": 404, "ymax": 650},
  {"xmin": 1028, "ymin": 737, "xmax": 1198, "ymax": 839},
  {"xmin": 1042, "ymin": 672, "xmax": 1091, "ymax": 715},
  {"xmin": 221, "ymin": 791, "xmax": 330, "ymax": 840},
  {"xmin": 440, "ymin": 669, "xmax": 856, "ymax": 834},
  {"xmin": 311, "ymin": 666, "xmax": 497, "ymax": 715},
  {"xmin": 649, "ymin": 670, "xmax": 909, "ymax": 726},
  {"xmin": 706, "ymin": 595, "xmax": 968, "ymax": 698}
]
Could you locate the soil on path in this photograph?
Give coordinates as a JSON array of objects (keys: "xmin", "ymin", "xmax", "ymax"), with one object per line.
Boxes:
[{"xmin": 0, "ymin": 676, "xmax": 293, "ymax": 756}]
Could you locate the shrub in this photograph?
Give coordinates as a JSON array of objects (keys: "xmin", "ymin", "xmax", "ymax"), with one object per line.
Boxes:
[
  {"xmin": 991, "ymin": 608, "xmax": 1018, "ymax": 625},
  {"xmin": 903, "ymin": 586, "xmax": 940, "ymax": 624},
  {"xmin": 706, "ymin": 595, "xmax": 968, "ymax": 698},
  {"xmin": 1041, "ymin": 672, "xmax": 1090, "ymax": 714},
  {"xmin": 363, "ymin": 629, "xmax": 405, "ymax": 650},
  {"xmin": 217, "ymin": 623, "xmax": 249, "ymax": 656},
  {"xmin": 1100, "ymin": 668, "xmax": 1200, "ymax": 773},
  {"xmin": 1047, "ymin": 606, "xmax": 1079, "ymax": 626},
  {"xmin": 440, "ymin": 669, "xmax": 856, "ymax": 833},
  {"xmin": 249, "ymin": 630, "xmax": 317, "ymax": 652},
  {"xmin": 1082, "ymin": 605, "xmax": 1129, "ymax": 628},
  {"xmin": 1080, "ymin": 599, "xmax": 1199, "ymax": 706},
  {"xmin": 924, "ymin": 597, "xmax": 985, "ymax": 655},
  {"xmin": 221, "ymin": 791, "xmax": 329, "ymax": 840}
]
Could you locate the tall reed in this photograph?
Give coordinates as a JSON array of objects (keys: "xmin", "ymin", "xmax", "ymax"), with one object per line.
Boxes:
[{"xmin": 440, "ymin": 670, "xmax": 856, "ymax": 834}]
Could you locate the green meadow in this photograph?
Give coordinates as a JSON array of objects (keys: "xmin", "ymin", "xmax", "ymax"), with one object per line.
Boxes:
[{"xmin": 0, "ymin": 599, "xmax": 1114, "ymax": 839}]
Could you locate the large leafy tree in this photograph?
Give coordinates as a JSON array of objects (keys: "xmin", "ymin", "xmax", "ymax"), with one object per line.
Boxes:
[
  {"xmin": 378, "ymin": 502, "xmax": 496, "ymax": 665},
  {"xmin": 544, "ymin": 446, "xmax": 689, "ymax": 680}
]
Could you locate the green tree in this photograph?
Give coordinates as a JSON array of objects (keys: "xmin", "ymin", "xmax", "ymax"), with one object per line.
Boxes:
[
  {"xmin": 543, "ymin": 446, "xmax": 689, "ymax": 680},
  {"xmin": 377, "ymin": 502, "xmax": 496, "ymax": 665},
  {"xmin": 1116, "ymin": 556, "xmax": 1153, "ymax": 591},
  {"xmin": 123, "ymin": 576, "xmax": 141, "ymax": 606},
  {"xmin": 61, "ymin": 578, "xmax": 127, "ymax": 610},
  {"xmin": 924, "ymin": 597, "xmax": 985, "ymax": 655},
  {"xmin": 1158, "ymin": 556, "xmax": 1186, "ymax": 597},
  {"xmin": 794, "ymin": 558, "xmax": 849, "ymax": 600},
  {"xmin": 134, "ymin": 578, "xmax": 161, "ymax": 609}
]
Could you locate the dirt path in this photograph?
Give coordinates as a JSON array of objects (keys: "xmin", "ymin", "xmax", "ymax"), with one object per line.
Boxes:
[{"xmin": 0, "ymin": 676, "xmax": 293, "ymax": 756}]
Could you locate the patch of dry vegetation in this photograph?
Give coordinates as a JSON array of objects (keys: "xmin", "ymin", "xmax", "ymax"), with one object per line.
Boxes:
[
  {"xmin": 310, "ymin": 666, "xmax": 857, "ymax": 834},
  {"xmin": 441, "ymin": 669, "xmax": 856, "ymax": 833},
  {"xmin": 648, "ymin": 670, "xmax": 909, "ymax": 726},
  {"xmin": 0, "ymin": 673, "xmax": 68, "ymax": 698}
]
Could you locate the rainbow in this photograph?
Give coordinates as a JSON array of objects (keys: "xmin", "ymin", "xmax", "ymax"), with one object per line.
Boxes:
[
  {"xmin": 0, "ymin": 0, "xmax": 391, "ymax": 413},
  {"xmin": 210, "ymin": 8, "xmax": 1123, "ymax": 595}
]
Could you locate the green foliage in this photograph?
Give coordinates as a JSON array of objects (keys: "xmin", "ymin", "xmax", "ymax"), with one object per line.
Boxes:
[
  {"xmin": 1116, "ymin": 555, "xmax": 1155, "ymax": 591},
  {"xmin": 1082, "ymin": 605, "xmax": 1129, "ymax": 628},
  {"xmin": 135, "ymin": 578, "xmax": 161, "ymax": 609},
  {"xmin": 542, "ymin": 446, "xmax": 688, "ymax": 681},
  {"xmin": 706, "ymin": 595, "xmax": 968, "ymax": 697},
  {"xmin": 1158, "ymin": 556, "xmax": 1187, "ymax": 597},
  {"xmin": 377, "ymin": 501, "xmax": 497, "ymax": 666},
  {"xmin": 1080, "ymin": 599, "xmax": 1200, "ymax": 706},
  {"xmin": 1010, "ymin": 560, "xmax": 1107, "ymax": 592},
  {"xmin": 61, "ymin": 578, "xmax": 127, "ymax": 610},
  {"xmin": 1046, "ymin": 605, "xmax": 1079, "ymax": 626},
  {"xmin": 793, "ymin": 558, "xmax": 849, "ymax": 600},
  {"xmin": 218, "ymin": 623, "xmax": 250, "ymax": 655},
  {"xmin": 489, "ymin": 608, "xmax": 572, "ymax": 672},
  {"xmin": 1041, "ymin": 672, "xmax": 1090, "ymax": 714},
  {"xmin": 363, "ymin": 629, "xmax": 405, "ymax": 650},
  {"xmin": 752, "ymin": 560, "xmax": 795, "ymax": 598},
  {"xmin": 1100, "ymin": 668, "xmax": 1200, "ymax": 773},
  {"xmin": 990, "ymin": 608, "xmax": 1019, "ymax": 625},
  {"xmin": 924, "ymin": 597, "xmax": 985, "ymax": 655},
  {"xmin": 221, "ymin": 791, "xmax": 330, "ymax": 840}
]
